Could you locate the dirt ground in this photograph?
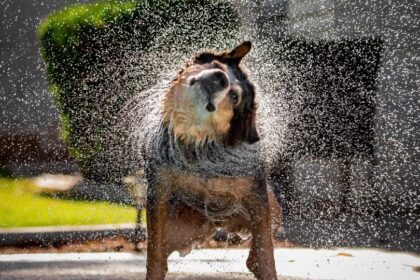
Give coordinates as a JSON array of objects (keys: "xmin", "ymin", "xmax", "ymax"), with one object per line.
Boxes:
[{"xmin": 0, "ymin": 236, "xmax": 295, "ymax": 254}]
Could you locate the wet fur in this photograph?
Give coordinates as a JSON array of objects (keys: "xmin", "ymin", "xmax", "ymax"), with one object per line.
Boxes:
[
  {"xmin": 126, "ymin": 42, "xmax": 279, "ymax": 279},
  {"xmin": 162, "ymin": 64, "xmax": 234, "ymax": 145}
]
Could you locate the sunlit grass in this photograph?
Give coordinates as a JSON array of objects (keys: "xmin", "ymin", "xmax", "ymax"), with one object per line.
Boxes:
[{"xmin": 0, "ymin": 178, "xmax": 137, "ymax": 228}]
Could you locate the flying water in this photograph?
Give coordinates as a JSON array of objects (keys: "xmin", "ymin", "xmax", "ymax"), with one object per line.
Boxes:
[
  {"xmin": 48, "ymin": 0, "xmax": 420, "ymax": 252},
  {"xmin": 1, "ymin": 0, "xmax": 418, "ymax": 253}
]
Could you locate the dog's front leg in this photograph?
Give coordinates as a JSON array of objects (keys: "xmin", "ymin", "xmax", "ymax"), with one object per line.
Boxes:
[
  {"xmin": 146, "ymin": 181, "xmax": 169, "ymax": 280},
  {"xmin": 245, "ymin": 179, "xmax": 278, "ymax": 280}
]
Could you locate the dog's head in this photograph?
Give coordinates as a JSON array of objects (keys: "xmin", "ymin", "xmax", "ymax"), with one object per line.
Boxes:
[{"xmin": 163, "ymin": 41, "xmax": 259, "ymax": 146}]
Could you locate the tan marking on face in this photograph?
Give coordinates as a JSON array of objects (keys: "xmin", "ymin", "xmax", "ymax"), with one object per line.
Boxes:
[
  {"xmin": 162, "ymin": 62, "xmax": 235, "ymax": 145},
  {"xmin": 212, "ymin": 60, "xmax": 228, "ymax": 72}
]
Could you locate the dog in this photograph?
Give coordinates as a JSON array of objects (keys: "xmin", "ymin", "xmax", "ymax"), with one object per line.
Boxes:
[{"xmin": 125, "ymin": 42, "xmax": 279, "ymax": 280}]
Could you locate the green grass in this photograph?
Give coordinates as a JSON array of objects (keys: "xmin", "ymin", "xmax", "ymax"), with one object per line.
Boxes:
[{"xmin": 0, "ymin": 178, "xmax": 137, "ymax": 228}]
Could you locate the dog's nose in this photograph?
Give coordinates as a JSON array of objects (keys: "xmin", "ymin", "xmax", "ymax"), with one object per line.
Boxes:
[
  {"xmin": 212, "ymin": 70, "xmax": 229, "ymax": 89},
  {"xmin": 195, "ymin": 69, "xmax": 229, "ymax": 98}
]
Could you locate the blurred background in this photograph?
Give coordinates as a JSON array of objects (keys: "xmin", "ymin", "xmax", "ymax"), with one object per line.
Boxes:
[
  {"xmin": 1, "ymin": 0, "xmax": 83, "ymax": 176},
  {"xmin": 0, "ymin": 0, "xmax": 418, "ymax": 254}
]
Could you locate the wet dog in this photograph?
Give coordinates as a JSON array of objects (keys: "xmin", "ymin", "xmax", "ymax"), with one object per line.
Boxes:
[{"xmin": 126, "ymin": 42, "xmax": 279, "ymax": 279}]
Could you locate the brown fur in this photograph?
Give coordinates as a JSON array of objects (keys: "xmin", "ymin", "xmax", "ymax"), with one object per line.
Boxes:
[
  {"xmin": 157, "ymin": 167, "xmax": 254, "ymax": 203},
  {"xmin": 146, "ymin": 42, "xmax": 279, "ymax": 280}
]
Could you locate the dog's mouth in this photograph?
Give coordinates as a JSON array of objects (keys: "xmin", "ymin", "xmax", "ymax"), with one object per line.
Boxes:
[{"xmin": 205, "ymin": 102, "xmax": 216, "ymax": 112}]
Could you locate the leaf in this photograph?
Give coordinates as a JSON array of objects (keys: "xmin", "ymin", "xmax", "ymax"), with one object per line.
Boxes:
[{"xmin": 336, "ymin": 252, "xmax": 354, "ymax": 257}]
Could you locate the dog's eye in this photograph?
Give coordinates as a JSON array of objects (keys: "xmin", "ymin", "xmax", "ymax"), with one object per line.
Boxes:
[{"xmin": 229, "ymin": 91, "xmax": 238, "ymax": 105}]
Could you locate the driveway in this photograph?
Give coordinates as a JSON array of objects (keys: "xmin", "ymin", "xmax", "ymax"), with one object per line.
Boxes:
[{"xmin": 0, "ymin": 248, "xmax": 419, "ymax": 279}]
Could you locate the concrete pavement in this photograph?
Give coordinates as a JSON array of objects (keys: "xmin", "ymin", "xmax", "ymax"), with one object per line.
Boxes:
[{"xmin": 0, "ymin": 248, "xmax": 419, "ymax": 280}]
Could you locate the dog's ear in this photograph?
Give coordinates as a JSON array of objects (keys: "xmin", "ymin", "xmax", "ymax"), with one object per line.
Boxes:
[
  {"xmin": 224, "ymin": 41, "xmax": 252, "ymax": 64},
  {"xmin": 245, "ymin": 110, "xmax": 260, "ymax": 144}
]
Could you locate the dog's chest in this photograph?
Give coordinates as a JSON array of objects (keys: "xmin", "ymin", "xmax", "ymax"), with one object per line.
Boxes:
[{"xmin": 157, "ymin": 167, "xmax": 254, "ymax": 219}]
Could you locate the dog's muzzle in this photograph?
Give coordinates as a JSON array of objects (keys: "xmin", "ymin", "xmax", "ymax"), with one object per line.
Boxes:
[{"xmin": 190, "ymin": 69, "xmax": 229, "ymax": 112}]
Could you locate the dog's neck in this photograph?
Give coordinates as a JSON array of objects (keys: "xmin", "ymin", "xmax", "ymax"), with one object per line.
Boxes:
[{"xmin": 151, "ymin": 124, "xmax": 263, "ymax": 178}]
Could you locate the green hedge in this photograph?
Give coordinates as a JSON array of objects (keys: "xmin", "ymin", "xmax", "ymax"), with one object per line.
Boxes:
[{"xmin": 38, "ymin": 0, "xmax": 240, "ymax": 182}]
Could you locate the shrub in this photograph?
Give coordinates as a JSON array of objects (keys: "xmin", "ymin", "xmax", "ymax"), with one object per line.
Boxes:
[{"xmin": 38, "ymin": 0, "xmax": 240, "ymax": 182}]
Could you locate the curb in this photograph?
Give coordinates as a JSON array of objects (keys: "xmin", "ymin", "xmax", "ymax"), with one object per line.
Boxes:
[{"xmin": 0, "ymin": 224, "xmax": 146, "ymax": 246}]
